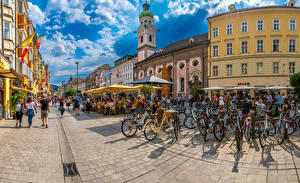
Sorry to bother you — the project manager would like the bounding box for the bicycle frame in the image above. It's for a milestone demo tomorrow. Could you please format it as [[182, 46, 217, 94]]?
[[142, 113, 171, 134]]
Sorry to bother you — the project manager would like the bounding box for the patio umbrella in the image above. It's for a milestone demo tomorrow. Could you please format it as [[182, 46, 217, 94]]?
[[202, 86, 224, 90], [264, 85, 294, 90], [93, 85, 135, 94], [233, 86, 259, 90], [128, 76, 173, 85]]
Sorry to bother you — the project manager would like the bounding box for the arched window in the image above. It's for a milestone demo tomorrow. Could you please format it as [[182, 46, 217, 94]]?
[[180, 78, 184, 92], [149, 70, 153, 75], [192, 60, 199, 67], [141, 36, 143, 43], [149, 35, 152, 42], [194, 75, 199, 82]]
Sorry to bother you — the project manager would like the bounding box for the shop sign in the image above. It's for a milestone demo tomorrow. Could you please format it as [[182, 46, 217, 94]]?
[[12, 79, 22, 88], [238, 82, 250, 86]]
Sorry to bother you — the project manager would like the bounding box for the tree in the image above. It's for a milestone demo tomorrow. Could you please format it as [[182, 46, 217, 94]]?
[[290, 72, 300, 99], [140, 85, 153, 97], [64, 89, 77, 97]]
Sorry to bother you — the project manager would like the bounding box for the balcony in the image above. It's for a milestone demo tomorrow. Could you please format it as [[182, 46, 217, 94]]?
[[17, 13, 28, 33]]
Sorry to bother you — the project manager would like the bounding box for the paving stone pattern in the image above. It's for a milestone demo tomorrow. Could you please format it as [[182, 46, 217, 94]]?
[[60, 110, 300, 183], [0, 107, 300, 183]]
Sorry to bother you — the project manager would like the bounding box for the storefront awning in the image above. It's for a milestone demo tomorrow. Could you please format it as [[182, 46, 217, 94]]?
[[0, 68, 20, 79]]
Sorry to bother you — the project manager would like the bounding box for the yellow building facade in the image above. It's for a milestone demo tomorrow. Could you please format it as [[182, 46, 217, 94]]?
[[208, 1, 300, 90]]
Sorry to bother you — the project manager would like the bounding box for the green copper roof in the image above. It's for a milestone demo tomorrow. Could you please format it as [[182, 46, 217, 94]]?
[[139, 10, 153, 18]]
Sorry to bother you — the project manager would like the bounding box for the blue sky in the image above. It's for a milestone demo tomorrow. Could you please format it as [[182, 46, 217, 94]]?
[[27, 0, 295, 85]]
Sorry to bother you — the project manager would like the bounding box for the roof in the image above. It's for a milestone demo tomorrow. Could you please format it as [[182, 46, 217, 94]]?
[[208, 6, 300, 20], [141, 33, 209, 63], [139, 10, 153, 19], [114, 54, 137, 66]]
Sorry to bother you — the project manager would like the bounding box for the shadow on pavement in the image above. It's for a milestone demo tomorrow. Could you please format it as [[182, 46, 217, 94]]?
[[86, 123, 121, 137]]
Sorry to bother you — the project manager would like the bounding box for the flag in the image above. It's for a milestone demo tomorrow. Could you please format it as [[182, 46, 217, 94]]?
[[116, 69, 120, 78], [36, 33, 44, 49], [21, 31, 36, 63]]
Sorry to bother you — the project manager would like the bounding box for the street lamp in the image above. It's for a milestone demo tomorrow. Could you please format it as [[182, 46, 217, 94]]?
[[75, 62, 79, 96]]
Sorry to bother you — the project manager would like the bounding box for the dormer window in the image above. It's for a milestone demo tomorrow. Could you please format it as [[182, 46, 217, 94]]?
[[189, 38, 195, 43]]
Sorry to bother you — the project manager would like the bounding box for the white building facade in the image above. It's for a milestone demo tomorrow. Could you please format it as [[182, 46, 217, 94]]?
[[111, 55, 137, 86]]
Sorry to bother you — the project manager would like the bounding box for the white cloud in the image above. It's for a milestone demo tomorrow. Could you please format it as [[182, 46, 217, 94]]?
[[28, 2, 49, 26], [46, 0, 91, 25], [154, 15, 160, 22], [164, 0, 284, 18]]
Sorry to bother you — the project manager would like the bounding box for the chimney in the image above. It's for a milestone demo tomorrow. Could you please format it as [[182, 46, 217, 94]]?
[[229, 4, 236, 12]]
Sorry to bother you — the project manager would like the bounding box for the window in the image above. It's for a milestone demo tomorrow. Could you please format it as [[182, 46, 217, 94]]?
[[273, 40, 280, 52], [179, 63, 185, 69], [273, 62, 279, 74], [149, 35, 152, 42], [226, 43, 233, 55], [158, 67, 162, 73], [194, 75, 199, 82], [213, 66, 218, 76], [241, 22, 248, 32], [180, 78, 184, 92], [213, 27, 219, 37], [226, 65, 232, 76], [192, 60, 199, 67], [257, 62, 263, 74], [289, 62, 295, 74], [3, 0, 8, 6], [289, 39, 296, 52], [273, 19, 280, 30], [148, 69, 152, 75], [4, 22, 9, 39], [227, 24, 233, 35], [213, 45, 218, 57], [289, 19, 296, 31], [257, 40, 264, 52], [241, 41, 248, 53], [241, 64, 247, 75], [257, 20, 264, 31], [141, 36, 143, 43]]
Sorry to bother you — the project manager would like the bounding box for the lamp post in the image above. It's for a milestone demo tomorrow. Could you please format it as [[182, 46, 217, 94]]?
[[75, 62, 79, 96]]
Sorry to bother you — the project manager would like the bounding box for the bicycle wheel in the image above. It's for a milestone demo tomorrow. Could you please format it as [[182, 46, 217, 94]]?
[[121, 119, 137, 137], [213, 120, 225, 142], [277, 122, 286, 145], [235, 128, 241, 151], [184, 116, 197, 129], [178, 112, 186, 127], [244, 126, 251, 141], [197, 119, 206, 137], [259, 128, 267, 148], [287, 120, 297, 135], [266, 119, 276, 136], [144, 121, 158, 141]]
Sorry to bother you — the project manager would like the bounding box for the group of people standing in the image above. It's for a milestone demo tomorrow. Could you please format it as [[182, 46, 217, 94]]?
[[15, 95, 49, 128]]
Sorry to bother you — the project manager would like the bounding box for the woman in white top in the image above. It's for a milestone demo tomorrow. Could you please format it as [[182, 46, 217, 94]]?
[[25, 96, 37, 128], [219, 95, 225, 106]]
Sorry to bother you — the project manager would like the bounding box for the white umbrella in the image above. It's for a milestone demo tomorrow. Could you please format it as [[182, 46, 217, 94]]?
[[233, 86, 259, 90], [265, 85, 294, 90], [202, 86, 224, 90]]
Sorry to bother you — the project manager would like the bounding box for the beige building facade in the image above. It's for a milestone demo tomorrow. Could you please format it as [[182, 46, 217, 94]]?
[[208, 1, 300, 90]]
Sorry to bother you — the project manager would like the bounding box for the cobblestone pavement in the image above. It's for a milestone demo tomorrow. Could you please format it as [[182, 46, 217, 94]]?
[[60, 110, 300, 183], [0, 107, 64, 183], [1, 107, 300, 183]]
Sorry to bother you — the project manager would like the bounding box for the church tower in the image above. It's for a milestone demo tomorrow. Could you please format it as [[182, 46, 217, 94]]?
[[137, 0, 157, 62]]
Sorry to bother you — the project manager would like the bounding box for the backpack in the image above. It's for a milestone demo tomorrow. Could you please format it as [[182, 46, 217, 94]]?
[[16, 103, 22, 112]]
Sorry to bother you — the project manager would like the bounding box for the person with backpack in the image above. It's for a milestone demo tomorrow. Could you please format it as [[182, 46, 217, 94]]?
[[15, 99, 24, 128], [73, 96, 80, 116], [269, 100, 279, 117]]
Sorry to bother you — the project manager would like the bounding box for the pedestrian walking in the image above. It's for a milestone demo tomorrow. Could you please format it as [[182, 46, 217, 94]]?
[[40, 95, 50, 128], [74, 96, 80, 116], [15, 99, 24, 128], [66, 97, 71, 110], [59, 98, 65, 118], [25, 96, 37, 128]]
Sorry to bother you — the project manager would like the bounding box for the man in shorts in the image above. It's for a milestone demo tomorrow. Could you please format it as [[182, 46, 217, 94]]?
[[74, 96, 80, 116], [40, 95, 50, 128]]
